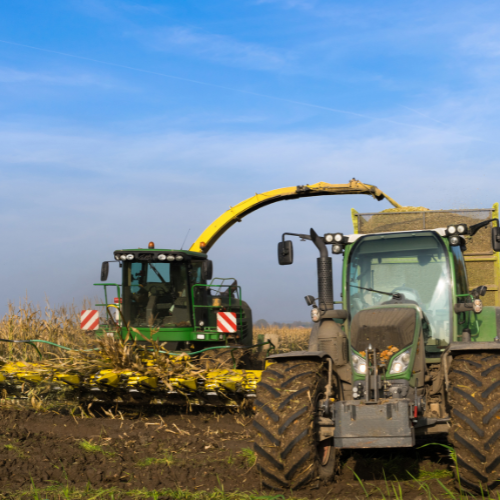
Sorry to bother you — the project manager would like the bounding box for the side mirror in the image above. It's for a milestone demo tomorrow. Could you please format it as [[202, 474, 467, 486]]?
[[201, 259, 213, 281], [493, 227, 500, 252], [278, 240, 293, 265], [472, 285, 488, 299], [304, 295, 316, 306], [100, 262, 109, 281]]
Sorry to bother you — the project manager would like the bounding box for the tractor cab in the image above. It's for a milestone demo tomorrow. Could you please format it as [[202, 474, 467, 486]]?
[[347, 230, 463, 354]]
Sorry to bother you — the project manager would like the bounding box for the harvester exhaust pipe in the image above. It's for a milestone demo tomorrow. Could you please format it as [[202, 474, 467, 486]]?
[[310, 228, 334, 311]]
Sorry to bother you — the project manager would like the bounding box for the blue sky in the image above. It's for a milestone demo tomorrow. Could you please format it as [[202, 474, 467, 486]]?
[[1, 0, 500, 322]]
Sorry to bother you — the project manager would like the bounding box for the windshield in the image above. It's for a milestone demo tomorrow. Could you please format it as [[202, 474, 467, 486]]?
[[122, 261, 191, 328], [348, 232, 452, 347]]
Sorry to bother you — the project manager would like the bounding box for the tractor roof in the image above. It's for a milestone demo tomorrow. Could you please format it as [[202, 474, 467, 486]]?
[[114, 249, 207, 259]]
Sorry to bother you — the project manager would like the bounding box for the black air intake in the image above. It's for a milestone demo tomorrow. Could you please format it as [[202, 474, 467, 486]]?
[[317, 257, 333, 310]]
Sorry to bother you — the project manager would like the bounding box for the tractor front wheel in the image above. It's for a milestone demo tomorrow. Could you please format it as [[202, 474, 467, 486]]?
[[251, 360, 337, 489]]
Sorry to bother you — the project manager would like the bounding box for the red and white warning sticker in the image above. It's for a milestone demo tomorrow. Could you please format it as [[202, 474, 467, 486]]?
[[217, 312, 237, 333], [81, 310, 99, 330]]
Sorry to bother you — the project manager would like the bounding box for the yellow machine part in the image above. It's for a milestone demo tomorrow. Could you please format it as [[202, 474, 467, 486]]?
[[0, 358, 263, 404], [189, 179, 402, 253], [53, 372, 81, 386]]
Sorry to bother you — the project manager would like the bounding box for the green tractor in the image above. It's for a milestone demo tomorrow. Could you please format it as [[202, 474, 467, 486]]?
[[96, 243, 252, 351], [252, 218, 500, 492]]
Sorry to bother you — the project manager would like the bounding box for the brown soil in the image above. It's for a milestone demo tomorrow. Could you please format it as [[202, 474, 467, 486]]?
[[0, 405, 456, 499]]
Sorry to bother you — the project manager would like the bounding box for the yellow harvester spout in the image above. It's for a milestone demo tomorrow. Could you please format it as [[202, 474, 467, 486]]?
[[189, 178, 401, 253]]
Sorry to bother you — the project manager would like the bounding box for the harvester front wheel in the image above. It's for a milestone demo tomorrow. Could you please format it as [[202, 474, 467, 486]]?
[[448, 352, 500, 492], [252, 360, 337, 490]]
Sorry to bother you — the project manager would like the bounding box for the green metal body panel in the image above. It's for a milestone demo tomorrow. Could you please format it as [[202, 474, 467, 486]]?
[[95, 326, 225, 343], [474, 306, 498, 341]]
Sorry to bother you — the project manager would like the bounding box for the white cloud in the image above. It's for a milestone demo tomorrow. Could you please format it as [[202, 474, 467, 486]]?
[[0, 67, 116, 88], [460, 26, 500, 58], [254, 0, 316, 9], [134, 26, 292, 72]]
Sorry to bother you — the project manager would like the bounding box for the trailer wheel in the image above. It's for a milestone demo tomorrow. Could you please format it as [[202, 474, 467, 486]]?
[[448, 352, 500, 492], [252, 360, 337, 490]]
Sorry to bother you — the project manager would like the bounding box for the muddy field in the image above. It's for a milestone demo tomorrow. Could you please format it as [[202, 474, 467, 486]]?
[[0, 405, 462, 500]]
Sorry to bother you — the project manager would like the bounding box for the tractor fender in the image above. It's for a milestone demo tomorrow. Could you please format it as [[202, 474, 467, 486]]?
[[267, 350, 331, 362], [447, 341, 500, 351]]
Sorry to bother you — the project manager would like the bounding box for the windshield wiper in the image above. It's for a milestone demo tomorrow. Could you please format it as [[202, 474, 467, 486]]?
[[148, 263, 168, 284], [351, 285, 402, 300]]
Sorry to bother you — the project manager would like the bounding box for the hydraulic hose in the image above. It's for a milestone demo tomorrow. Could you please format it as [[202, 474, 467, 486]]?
[[0, 338, 273, 361]]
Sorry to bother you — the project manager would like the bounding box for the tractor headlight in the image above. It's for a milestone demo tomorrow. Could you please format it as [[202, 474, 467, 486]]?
[[126, 254, 134, 260], [114, 255, 120, 261], [389, 348, 412, 375], [324, 233, 334, 243], [332, 244, 343, 254], [334, 233, 344, 242], [175, 255, 184, 261], [120, 254, 127, 260], [447, 225, 457, 235], [457, 224, 468, 235], [352, 352, 367, 374], [166, 255, 175, 262], [449, 236, 460, 246], [158, 254, 167, 261], [311, 307, 320, 322]]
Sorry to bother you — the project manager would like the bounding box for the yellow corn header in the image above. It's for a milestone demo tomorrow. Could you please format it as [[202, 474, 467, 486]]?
[[0, 351, 263, 407]]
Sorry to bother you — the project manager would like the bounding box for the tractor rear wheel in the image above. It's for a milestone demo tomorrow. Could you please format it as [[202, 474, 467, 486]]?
[[252, 360, 337, 489], [448, 352, 500, 492]]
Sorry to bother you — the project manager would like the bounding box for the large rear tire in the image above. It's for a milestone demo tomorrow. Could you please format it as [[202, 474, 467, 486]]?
[[448, 352, 500, 492], [252, 360, 337, 489]]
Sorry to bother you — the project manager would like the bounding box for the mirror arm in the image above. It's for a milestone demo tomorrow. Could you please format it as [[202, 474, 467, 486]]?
[[281, 232, 311, 242], [469, 218, 499, 236]]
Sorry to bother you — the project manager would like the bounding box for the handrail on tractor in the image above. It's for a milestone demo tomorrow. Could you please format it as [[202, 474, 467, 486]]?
[[191, 283, 243, 333], [94, 283, 122, 323], [189, 178, 402, 253]]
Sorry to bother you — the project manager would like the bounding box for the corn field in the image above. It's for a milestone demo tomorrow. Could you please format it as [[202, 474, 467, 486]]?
[[0, 298, 94, 363], [0, 299, 311, 365]]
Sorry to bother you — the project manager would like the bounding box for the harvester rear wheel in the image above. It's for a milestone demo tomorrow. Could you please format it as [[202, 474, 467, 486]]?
[[252, 360, 337, 490], [448, 352, 500, 492], [199, 349, 244, 369]]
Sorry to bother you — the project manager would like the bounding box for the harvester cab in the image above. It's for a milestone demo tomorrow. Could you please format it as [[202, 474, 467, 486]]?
[[96, 245, 252, 351], [253, 217, 500, 493]]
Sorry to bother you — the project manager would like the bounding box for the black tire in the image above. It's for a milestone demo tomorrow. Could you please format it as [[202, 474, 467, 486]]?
[[252, 360, 337, 489], [198, 348, 244, 369], [448, 352, 500, 492]]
